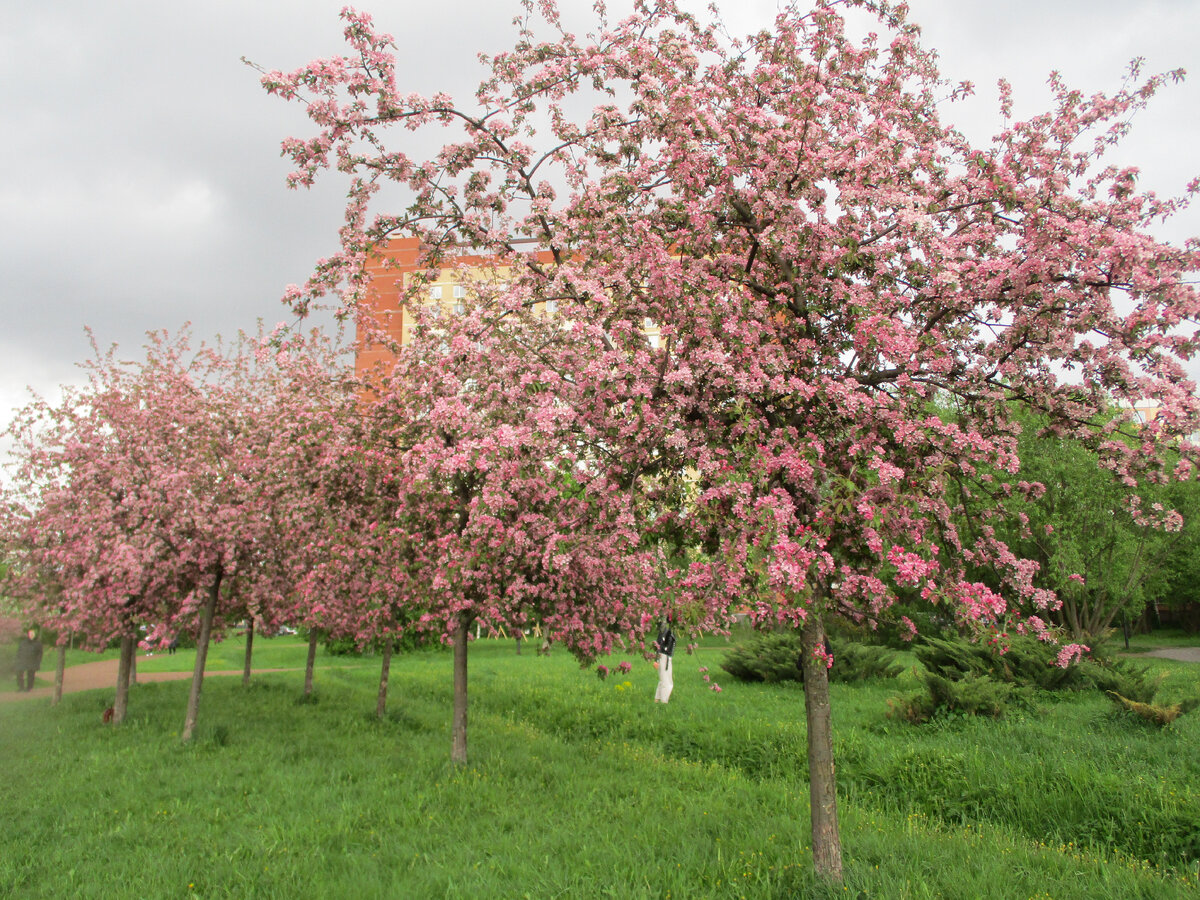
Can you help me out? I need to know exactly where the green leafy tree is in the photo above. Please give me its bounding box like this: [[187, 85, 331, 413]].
[[959, 407, 1191, 640]]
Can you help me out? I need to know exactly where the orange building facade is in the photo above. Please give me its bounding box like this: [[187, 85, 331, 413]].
[[354, 237, 663, 379], [354, 237, 565, 378]]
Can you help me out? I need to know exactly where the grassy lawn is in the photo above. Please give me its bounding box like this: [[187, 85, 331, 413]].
[[1, 633, 378, 689], [1, 636, 1198, 899]]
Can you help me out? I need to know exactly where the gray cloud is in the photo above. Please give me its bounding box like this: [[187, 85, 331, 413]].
[[2, 0, 1196, 438]]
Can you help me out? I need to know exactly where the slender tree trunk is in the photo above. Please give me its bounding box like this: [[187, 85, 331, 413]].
[[799, 607, 843, 883], [52, 643, 66, 706], [182, 572, 221, 743], [1064, 595, 1083, 640], [304, 629, 319, 697], [376, 639, 393, 720], [113, 634, 135, 724], [242, 618, 255, 687], [1086, 591, 1112, 640], [451, 619, 469, 765]]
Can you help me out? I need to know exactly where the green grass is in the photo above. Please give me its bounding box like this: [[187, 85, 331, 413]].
[[0, 633, 377, 690], [2, 637, 1199, 899], [131, 633, 379, 674]]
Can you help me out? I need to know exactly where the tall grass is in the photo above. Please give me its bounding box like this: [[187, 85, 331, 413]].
[[1, 637, 1198, 899]]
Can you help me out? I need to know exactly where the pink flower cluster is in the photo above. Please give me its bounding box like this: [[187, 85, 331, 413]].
[[813, 644, 834, 670], [1055, 644, 1090, 668], [699, 665, 723, 692], [887, 546, 939, 586], [956, 581, 1007, 622]]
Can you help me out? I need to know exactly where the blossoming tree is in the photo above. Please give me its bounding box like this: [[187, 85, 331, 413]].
[[259, 0, 1199, 879], [2, 328, 345, 738], [347, 308, 663, 763], [3, 331, 228, 724]]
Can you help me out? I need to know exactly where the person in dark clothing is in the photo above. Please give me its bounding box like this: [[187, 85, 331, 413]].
[[653, 617, 677, 703], [15, 628, 43, 692]]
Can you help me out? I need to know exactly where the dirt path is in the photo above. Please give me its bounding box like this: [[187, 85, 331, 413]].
[[0, 656, 299, 704], [1126, 647, 1200, 663]]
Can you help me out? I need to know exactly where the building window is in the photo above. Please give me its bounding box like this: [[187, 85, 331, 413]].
[[430, 285, 443, 300]]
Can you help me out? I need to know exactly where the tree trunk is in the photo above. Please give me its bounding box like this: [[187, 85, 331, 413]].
[[182, 572, 221, 743], [376, 639, 393, 720], [52, 643, 66, 706], [1063, 595, 1083, 641], [799, 607, 843, 883], [113, 634, 135, 724], [304, 629, 319, 697], [451, 619, 469, 765], [242, 618, 255, 687]]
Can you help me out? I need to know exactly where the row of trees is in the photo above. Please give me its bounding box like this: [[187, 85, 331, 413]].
[[4, 0, 1198, 884], [1, 328, 361, 737], [0, 321, 667, 753]]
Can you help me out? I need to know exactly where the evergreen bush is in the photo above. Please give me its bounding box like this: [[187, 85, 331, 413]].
[[915, 634, 1091, 691], [1077, 655, 1164, 704], [889, 671, 1024, 723], [898, 633, 1181, 722], [719, 631, 902, 684]]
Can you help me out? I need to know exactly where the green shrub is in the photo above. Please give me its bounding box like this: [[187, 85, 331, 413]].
[[834, 639, 906, 682], [1076, 652, 1165, 704], [322, 634, 364, 656], [890, 672, 1026, 723], [915, 634, 1099, 692], [899, 633, 1181, 723], [719, 631, 902, 684], [719, 631, 803, 683]]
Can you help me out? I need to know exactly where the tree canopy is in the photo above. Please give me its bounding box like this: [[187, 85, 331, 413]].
[[275, 0, 1198, 878]]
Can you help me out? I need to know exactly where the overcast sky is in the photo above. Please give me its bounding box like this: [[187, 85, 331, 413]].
[[2, 0, 1197, 439]]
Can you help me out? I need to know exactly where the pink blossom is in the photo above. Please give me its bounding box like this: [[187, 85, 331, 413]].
[[1055, 644, 1090, 668], [813, 644, 834, 670]]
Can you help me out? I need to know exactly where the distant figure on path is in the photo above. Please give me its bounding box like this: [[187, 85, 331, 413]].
[[15, 628, 43, 692], [654, 617, 676, 703]]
